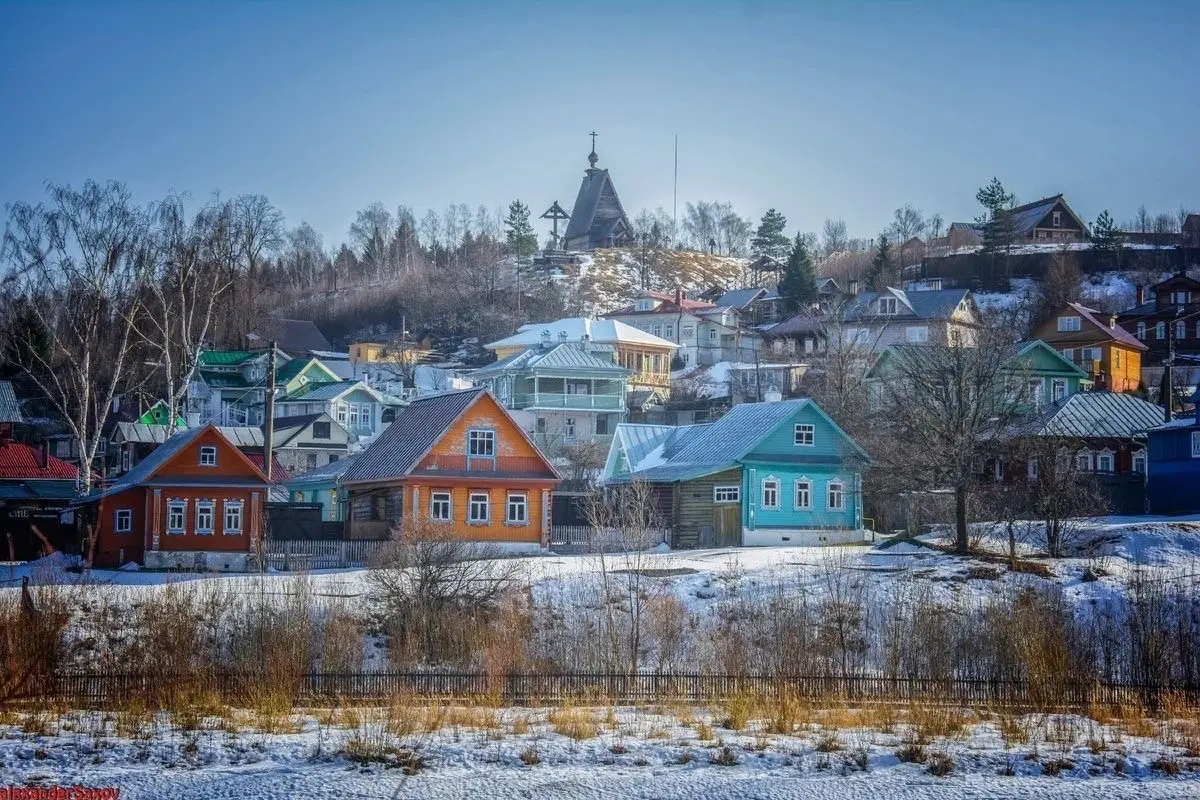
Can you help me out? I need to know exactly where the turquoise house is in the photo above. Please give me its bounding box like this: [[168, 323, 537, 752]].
[[603, 399, 870, 548], [285, 453, 358, 522]]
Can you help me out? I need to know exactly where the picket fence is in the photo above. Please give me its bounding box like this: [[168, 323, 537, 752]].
[[264, 539, 385, 570]]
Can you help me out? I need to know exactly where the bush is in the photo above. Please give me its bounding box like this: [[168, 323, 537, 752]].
[[895, 741, 927, 764], [709, 745, 739, 766], [927, 751, 954, 777], [519, 744, 541, 765]]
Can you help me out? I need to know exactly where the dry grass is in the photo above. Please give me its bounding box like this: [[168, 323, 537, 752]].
[[549, 705, 598, 740]]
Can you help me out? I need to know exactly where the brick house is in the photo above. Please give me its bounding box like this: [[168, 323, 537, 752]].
[[81, 424, 270, 570], [340, 388, 560, 551]]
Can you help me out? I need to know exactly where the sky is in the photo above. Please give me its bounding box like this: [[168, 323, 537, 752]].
[[1, 1, 1197, 249]]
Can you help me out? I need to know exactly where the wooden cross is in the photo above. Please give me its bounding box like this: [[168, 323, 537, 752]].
[[589, 131, 598, 151]]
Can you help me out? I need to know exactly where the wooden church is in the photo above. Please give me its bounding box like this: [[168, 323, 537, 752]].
[[560, 135, 635, 251]]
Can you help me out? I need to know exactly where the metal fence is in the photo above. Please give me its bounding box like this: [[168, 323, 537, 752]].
[[37, 670, 1200, 712], [264, 539, 386, 570], [549, 526, 669, 551]]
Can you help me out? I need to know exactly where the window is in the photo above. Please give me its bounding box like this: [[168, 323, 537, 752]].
[[1171, 290, 1192, 305], [1056, 316, 1081, 332], [167, 501, 186, 534], [682, 325, 694, 338], [994, 460, 1004, 482], [313, 421, 330, 439], [1136, 322, 1146, 340], [761, 478, 780, 509], [794, 424, 815, 446], [827, 481, 845, 510], [564, 417, 576, 440], [1178, 321, 1187, 340], [54, 440, 71, 458], [468, 492, 490, 523], [1132, 451, 1146, 474], [1076, 451, 1093, 472], [120, 448, 131, 473], [1156, 322, 1166, 340], [879, 297, 898, 315], [635, 299, 654, 311], [1097, 451, 1114, 473], [223, 500, 243, 534], [804, 338, 815, 354], [664, 323, 674, 338], [595, 415, 608, 435], [709, 328, 716, 340], [196, 500, 214, 535], [1052, 210, 1062, 228], [114, 508, 132, 533], [651, 324, 663, 337], [905, 326, 928, 343], [335, 403, 347, 424], [468, 429, 495, 457], [1061, 348, 1075, 362], [713, 485, 740, 503], [348, 404, 360, 427], [506, 493, 528, 524], [430, 491, 452, 521], [1192, 432, 1200, 458], [772, 339, 784, 355], [306, 453, 318, 470], [786, 339, 797, 355], [1027, 379, 1044, 406], [1082, 347, 1102, 365], [1027, 459, 1038, 480], [199, 446, 217, 467], [794, 480, 811, 509], [1052, 378, 1068, 402], [535, 417, 547, 434]]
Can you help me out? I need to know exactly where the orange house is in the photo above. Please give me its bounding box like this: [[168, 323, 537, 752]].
[[1033, 302, 1147, 392], [340, 388, 560, 550], [82, 425, 270, 569]]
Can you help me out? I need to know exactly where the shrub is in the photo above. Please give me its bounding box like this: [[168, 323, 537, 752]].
[[927, 751, 954, 777], [709, 745, 739, 766], [895, 741, 927, 764], [519, 744, 541, 765], [814, 732, 842, 752]]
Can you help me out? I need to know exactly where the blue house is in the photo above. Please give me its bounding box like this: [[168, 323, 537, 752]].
[[603, 399, 869, 548], [286, 453, 358, 522], [1145, 391, 1200, 514]]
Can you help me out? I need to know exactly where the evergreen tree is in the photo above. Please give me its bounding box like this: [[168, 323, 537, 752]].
[[750, 208, 791, 261], [1091, 210, 1124, 262], [867, 233, 894, 291], [503, 200, 538, 260], [974, 177, 1017, 256], [777, 233, 818, 315]]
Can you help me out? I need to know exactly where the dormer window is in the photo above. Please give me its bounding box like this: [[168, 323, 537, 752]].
[[1171, 290, 1192, 305], [635, 299, 655, 312], [1052, 211, 1062, 228], [1056, 316, 1081, 332], [879, 297, 898, 315], [199, 446, 217, 467]]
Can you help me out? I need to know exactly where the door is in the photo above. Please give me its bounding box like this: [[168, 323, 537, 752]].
[[712, 504, 741, 547]]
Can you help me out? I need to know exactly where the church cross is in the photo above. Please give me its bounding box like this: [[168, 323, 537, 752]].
[[589, 131, 598, 151]]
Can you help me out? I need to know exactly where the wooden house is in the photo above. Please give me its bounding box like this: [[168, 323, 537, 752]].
[[339, 388, 560, 551], [80, 424, 271, 570], [287, 453, 358, 522], [246, 316, 332, 357], [1117, 271, 1200, 366], [1144, 393, 1200, 513], [836, 287, 980, 354], [603, 399, 869, 548], [269, 412, 351, 474], [1032, 302, 1147, 392], [0, 434, 81, 560]]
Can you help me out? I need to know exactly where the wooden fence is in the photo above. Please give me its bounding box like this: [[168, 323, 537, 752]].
[[264, 539, 385, 570], [549, 526, 669, 551], [36, 671, 1200, 712]]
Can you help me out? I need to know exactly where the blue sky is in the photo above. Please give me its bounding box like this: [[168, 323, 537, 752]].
[[1, 1, 1197, 247]]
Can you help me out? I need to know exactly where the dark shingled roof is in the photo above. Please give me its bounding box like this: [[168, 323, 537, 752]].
[[249, 317, 332, 354], [340, 388, 485, 484], [563, 163, 633, 251]]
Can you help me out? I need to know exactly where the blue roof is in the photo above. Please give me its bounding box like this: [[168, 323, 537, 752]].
[[715, 288, 766, 310], [844, 288, 971, 322]]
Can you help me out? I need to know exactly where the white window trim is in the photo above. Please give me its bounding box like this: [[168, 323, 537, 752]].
[[760, 477, 780, 510], [167, 499, 187, 535], [1076, 450, 1094, 472], [1056, 315, 1081, 332], [794, 478, 812, 510], [468, 491, 491, 524], [223, 499, 244, 535], [1051, 378, 1068, 401], [505, 493, 529, 526], [430, 491, 453, 522], [114, 508, 133, 534], [468, 429, 496, 458], [199, 445, 217, 467], [793, 423, 815, 447], [1132, 450, 1146, 473], [712, 485, 740, 504], [1191, 432, 1200, 459], [827, 480, 845, 511], [1096, 449, 1115, 473], [195, 500, 215, 535], [1136, 322, 1146, 340]]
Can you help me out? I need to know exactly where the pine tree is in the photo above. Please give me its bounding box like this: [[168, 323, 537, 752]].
[[504, 200, 538, 261], [974, 177, 1017, 255], [751, 208, 791, 261], [777, 233, 817, 315], [867, 233, 894, 291]]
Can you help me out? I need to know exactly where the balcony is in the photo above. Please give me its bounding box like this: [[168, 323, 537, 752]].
[[412, 454, 554, 478], [512, 393, 624, 410]]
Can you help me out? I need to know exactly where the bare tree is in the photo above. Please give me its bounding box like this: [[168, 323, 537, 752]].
[[3, 180, 153, 494], [889, 204, 926, 242], [821, 218, 849, 256], [1012, 435, 1110, 558]]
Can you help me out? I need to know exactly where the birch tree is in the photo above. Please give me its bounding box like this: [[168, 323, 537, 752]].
[[2, 180, 153, 494]]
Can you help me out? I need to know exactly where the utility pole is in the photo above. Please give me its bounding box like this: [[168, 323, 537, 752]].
[[263, 341, 277, 481]]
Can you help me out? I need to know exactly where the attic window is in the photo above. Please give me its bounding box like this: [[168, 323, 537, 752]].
[[1052, 211, 1062, 228], [879, 297, 898, 315], [635, 299, 655, 312], [313, 421, 331, 439], [1056, 316, 1081, 332], [793, 424, 815, 447], [199, 446, 217, 467]]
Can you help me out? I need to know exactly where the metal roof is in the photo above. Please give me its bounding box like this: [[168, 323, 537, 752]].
[[91, 426, 208, 499], [1014, 392, 1168, 439], [486, 318, 678, 351], [288, 453, 359, 486], [844, 288, 971, 322], [114, 422, 174, 444], [277, 380, 383, 404], [340, 388, 484, 484], [197, 369, 251, 389], [0, 480, 78, 500], [217, 427, 265, 447], [276, 357, 339, 385], [715, 288, 766, 310], [247, 317, 332, 354], [0, 381, 24, 423], [1065, 303, 1147, 350], [0, 442, 79, 480], [199, 350, 259, 366], [472, 343, 631, 378]]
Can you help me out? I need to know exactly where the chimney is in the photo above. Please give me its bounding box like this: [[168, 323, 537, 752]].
[[1136, 284, 1146, 305], [540, 330, 551, 347], [1108, 314, 1117, 329], [558, 330, 569, 344], [674, 286, 683, 307], [848, 279, 860, 296]]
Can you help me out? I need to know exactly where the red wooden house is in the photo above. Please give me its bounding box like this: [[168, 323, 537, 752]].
[[0, 435, 81, 560], [81, 424, 271, 570]]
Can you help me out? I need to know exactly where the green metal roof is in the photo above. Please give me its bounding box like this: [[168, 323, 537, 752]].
[[199, 350, 259, 366]]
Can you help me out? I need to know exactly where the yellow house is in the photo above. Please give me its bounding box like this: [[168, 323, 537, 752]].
[[485, 318, 676, 396]]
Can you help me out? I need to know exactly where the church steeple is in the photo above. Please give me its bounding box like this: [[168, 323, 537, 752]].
[[587, 131, 599, 171]]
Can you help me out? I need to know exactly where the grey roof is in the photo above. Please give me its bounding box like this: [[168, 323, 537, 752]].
[[715, 288, 766, 310], [217, 427, 265, 447], [0, 381, 23, 423], [1005, 194, 1084, 236], [271, 413, 325, 431], [472, 343, 631, 378], [114, 422, 174, 444], [766, 313, 824, 338], [1013, 392, 1168, 439], [563, 166, 633, 250], [90, 426, 209, 499], [340, 388, 484, 484], [843, 287, 971, 322], [288, 453, 359, 486], [277, 380, 382, 404], [248, 317, 332, 354]]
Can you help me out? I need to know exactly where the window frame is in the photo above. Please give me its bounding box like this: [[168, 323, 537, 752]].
[[1051, 378, 1068, 402], [794, 479, 811, 510], [223, 499, 244, 535], [879, 297, 898, 315], [1156, 322, 1166, 340], [114, 508, 133, 534], [1056, 315, 1081, 332], [905, 325, 928, 343], [167, 500, 187, 534], [467, 429, 496, 457], [506, 492, 528, 525], [827, 480, 845, 511], [1192, 432, 1200, 459], [468, 491, 491, 524], [430, 491, 452, 522], [195, 500, 215, 535], [1076, 450, 1094, 472], [1132, 450, 1146, 474], [199, 445, 217, 467], [793, 423, 815, 447], [1136, 322, 1146, 340], [1096, 450, 1114, 473], [760, 477, 780, 510], [564, 417, 576, 441], [712, 485, 740, 504]]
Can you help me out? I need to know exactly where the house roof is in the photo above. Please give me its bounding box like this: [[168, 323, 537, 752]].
[[0, 479, 79, 501], [715, 288, 767, 310], [197, 369, 252, 389], [199, 350, 260, 367], [609, 290, 715, 315], [766, 313, 825, 338], [472, 343, 632, 378], [240, 449, 291, 483], [817, 277, 841, 295], [844, 287, 972, 322], [288, 453, 359, 486], [340, 388, 485, 484], [270, 413, 325, 431], [276, 357, 339, 385], [867, 340, 1089, 381], [277, 380, 384, 404], [0, 381, 24, 424], [1005, 194, 1086, 236], [1012, 392, 1168, 439], [1184, 214, 1200, 233], [248, 317, 332, 354], [486, 318, 678, 351], [1063, 302, 1147, 350], [0, 441, 79, 480]]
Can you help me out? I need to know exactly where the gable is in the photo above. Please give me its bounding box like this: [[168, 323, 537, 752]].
[[745, 402, 866, 462], [1009, 341, 1088, 377], [418, 392, 552, 469], [1032, 199, 1085, 231], [153, 427, 269, 482]]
